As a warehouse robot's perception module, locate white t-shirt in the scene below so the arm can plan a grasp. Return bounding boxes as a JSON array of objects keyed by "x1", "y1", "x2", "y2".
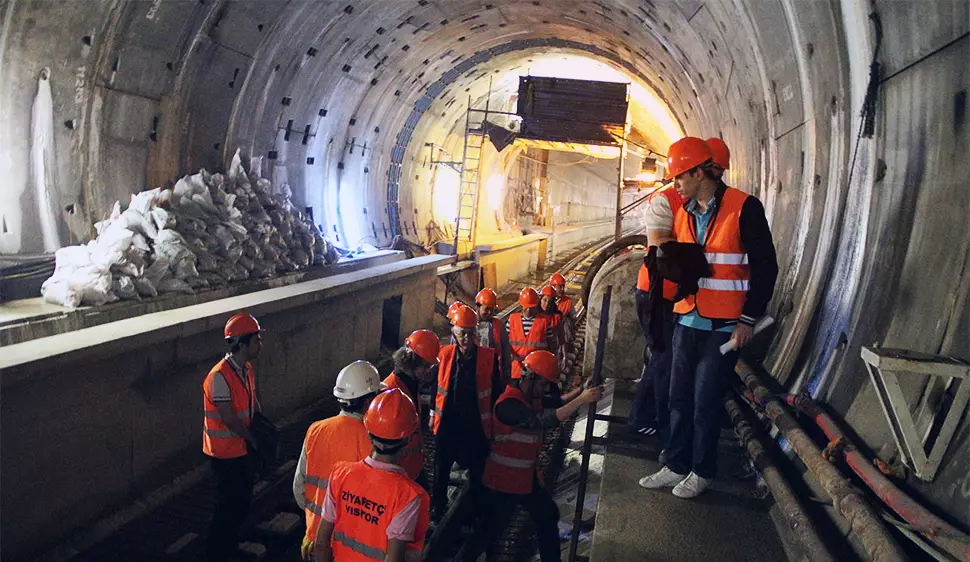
[{"x1": 644, "y1": 193, "x2": 674, "y2": 233}]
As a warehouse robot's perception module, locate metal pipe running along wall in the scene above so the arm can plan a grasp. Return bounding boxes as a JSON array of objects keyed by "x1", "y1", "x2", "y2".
[
  {"x1": 735, "y1": 360, "x2": 908, "y2": 562},
  {"x1": 786, "y1": 393, "x2": 970, "y2": 561},
  {"x1": 724, "y1": 394, "x2": 837, "y2": 562}
]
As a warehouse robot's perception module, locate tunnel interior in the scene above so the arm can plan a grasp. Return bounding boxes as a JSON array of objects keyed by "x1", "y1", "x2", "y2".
[{"x1": 0, "y1": 0, "x2": 968, "y2": 556}]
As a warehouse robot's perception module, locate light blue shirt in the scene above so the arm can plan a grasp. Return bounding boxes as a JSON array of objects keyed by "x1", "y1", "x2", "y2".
[{"x1": 678, "y1": 197, "x2": 734, "y2": 333}]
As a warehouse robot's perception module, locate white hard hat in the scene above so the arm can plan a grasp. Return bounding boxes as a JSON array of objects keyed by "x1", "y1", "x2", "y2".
[{"x1": 333, "y1": 360, "x2": 381, "y2": 401}]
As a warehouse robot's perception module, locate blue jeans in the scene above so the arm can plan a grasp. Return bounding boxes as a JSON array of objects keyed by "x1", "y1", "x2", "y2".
[{"x1": 665, "y1": 324, "x2": 738, "y2": 479}]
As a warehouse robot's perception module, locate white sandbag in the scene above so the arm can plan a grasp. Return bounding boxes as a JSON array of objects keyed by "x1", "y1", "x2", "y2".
[
  {"x1": 41, "y1": 276, "x2": 81, "y2": 308},
  {"x1": 133, "y1": 277, "x2": 158, "y2": 298},
  {"x1": 171, "y1": 254, "x2": 200, "y2": 280},
  {"x1": 155, "y1": 229, "x2": 192, "y2": 264},
  {"x1": 173, "y1": 175, "x2": 193, "y2": 200},
  {"x1": 121, "y1": 208, "x2": 158, "y2": 240},
  {"x1": 144, "y1": 258, "x2": 172, "y2": 286},
  {"x1": 192, "y1": 192, "x2": 219, "y2": 215},
  {"x1": 130, "y1": 232, "x2": 151, "y2": 253},
  {"x1": 129, "y1": 188, "x2": 162, "y2": 216},
  {"x1": 151, "y1": 207, "x2": 175, "y2": 231},
  {"x1": 89, "y1": 225, "x2": 134, "y2": 270},
  {"x1": 157, "y1": 277, "x2": 194, "y2": 294},
  {"x1": 53, "y1": 245, "x2": 92, "y2": 271},
  {"x1": 94, "y1": 201, "x2": 124, "y2": 236},
  {"x1": 112, "y1": 275, "x2": 139, "y2": 300},
  {"x1": 228, "y1": 149, "x2": 250, "y2": 190},
  {"x1": 176, "y1": 196, "x2": 206, "y2": 218},
  {"x1": 75, "y1": 266, "x2": 117, "y2": 306}
]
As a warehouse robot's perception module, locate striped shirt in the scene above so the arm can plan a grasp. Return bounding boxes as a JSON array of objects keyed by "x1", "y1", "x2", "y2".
[{"x1": 519, "y1": 315, "x2": 554, "y2": 341}]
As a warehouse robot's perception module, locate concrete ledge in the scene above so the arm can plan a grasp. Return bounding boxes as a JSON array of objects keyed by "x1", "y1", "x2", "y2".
[
  {"x1": 474, "y1": 232, "x2": 548, "y2": 252},
  {"x1": 475, "y1": 234, "x2": 548, "y2": 291},
  {"x1": 0, "y1": 250, "x2": 405, "y2": 347}
]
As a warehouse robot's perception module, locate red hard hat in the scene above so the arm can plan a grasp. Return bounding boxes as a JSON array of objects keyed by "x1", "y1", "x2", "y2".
[
  {"x1": 539, "y1": 285, "x2": 557, "y2": 298},
  {"x1": 706, "y1": 138, "x2": 730, "y2": 170},
  {"x1": 447, "y1": 301, "x2": 464, "y2": 322},
  {"x1": 364, "y1": 388, "x2": 418, "y2": 441},
  {"x1": 550, "y1": 273, "x2": 566, "y2": 286},
  {"x1": 518, "y1": 287, "x2": 540, "y2": 308},
  {"x1": 664, "y1": 137, "x2": 713, "y2": 179},
  {"x1": 522, "y1": 350, "x2": 558, "y2": 382},
  {"x1": 225, "y1": 313, "x2": 262, "y2": 339},
  {"x1": 451, "y1": 305, "x2": 479, "y2": 328},
  {"x1": 405, "y1": 329, "x2": 440, "y2": 365},
  {"x1": 475, "y1": 288, "x2": 497, "y2": 308}
]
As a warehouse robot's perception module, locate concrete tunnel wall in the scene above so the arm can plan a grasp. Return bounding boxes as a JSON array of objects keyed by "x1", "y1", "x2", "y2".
[
  {"x1": 0, "y1": 256, "x2": 442, "y2": 557},
  {"x1": 0, "y1": 0, "x2": 968, "y2": 552}
]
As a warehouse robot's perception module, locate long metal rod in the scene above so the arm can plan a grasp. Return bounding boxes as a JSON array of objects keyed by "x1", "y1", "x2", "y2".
[
  {"x1": 614, "y1": 140, "x2": 626, "y2": 241},
  {"x1": 567, "y1": 285, "x2": 612, "y2": 562},
  {"x1": 787, "y1": 393, "x2": 970, "y2": 561},
  {"x1": 724, "y1": 393, "x2": 837, "y2": 562},
  {"x1": 736, "y1": 360, "x2": 908, "y2": 562}
]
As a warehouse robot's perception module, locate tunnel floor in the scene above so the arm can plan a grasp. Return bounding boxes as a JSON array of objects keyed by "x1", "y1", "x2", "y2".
[{"x1": 588, "y1": 380, "x2": 790, "y2": 562}]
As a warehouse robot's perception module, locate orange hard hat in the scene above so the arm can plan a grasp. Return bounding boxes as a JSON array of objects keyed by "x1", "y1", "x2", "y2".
[
  {"x1": 225, "y1": 313, "x2": 262, "y2": 339},
  {"x1": 539, "y1": 285, "x2": 557, "y2": 298},
  {"x1": 664, "y1": 137, "x2": 713, "y2": 179},
  {"x1": 522, "y1": 350, "x2": 558, "y2": 382},
  {"x1": 518, "y1": 287, "x2": 540, "y2": 308},
  {"x1": 451, "y1": 305, "x2": 479, "y2": 328},
  {"x1": 364, "y1": 388, "x2": 419, "y2": 441},
  {"x1": 447, "y1": 301, "x2": 464, "y2": 321},
  {"x1": 550, "y1": 273, "x2": 566, "y2": 286},
  {"x1": 405, "y1": 329, "x2": 440, "y2": 365},
  {"x1": 706, "y1": 138, "x2": 730, "y2": 170},
  {"x1": 475, "y1": 288, "x2": 497, "y2": 308}
]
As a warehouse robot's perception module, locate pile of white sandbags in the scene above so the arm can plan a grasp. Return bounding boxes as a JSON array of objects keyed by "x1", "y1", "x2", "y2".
[{"x1": 41, "y1": 149, "x2": 334, "y2": 308}]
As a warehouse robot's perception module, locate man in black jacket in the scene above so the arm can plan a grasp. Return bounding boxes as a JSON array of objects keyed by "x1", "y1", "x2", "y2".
[{"x1": 640, "y1": 137, "x2": 777, "y2": 499}]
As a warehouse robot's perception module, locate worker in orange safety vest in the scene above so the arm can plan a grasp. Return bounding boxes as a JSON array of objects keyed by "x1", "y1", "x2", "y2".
[
  {"x1": 548, "y1": 273, "x2": 576, "y2": 344},
  {"x1": 314, "y1": 389, "x2": 431, "y2": 562},
  {"x1": 295, "y1": 360, "x2": 382, "y2": 560},
  {"x1": 383, "y1": 329, "x2": 441, "y2": 485},
  {"x1": 202, "y1": 312, "x2": 264, "y2": 562},
  {"x1": 538, "y1": 285, "x2": 567, "y2": 353},
  {"x1": 639, "y1": 136, "x2": 777, "y2": 499},
  {"x1": 505, "y1": 288, "x2": 558, "y2": 380},
  {"x1": 456, "y1": 351, "x2": 603, "y2": 562},
  {"x1": 474, "y1": 288, "x2": 510, "y2": 377},
  {"x1": 431, "y1": 304, "x2": 502, "y2": 521}
]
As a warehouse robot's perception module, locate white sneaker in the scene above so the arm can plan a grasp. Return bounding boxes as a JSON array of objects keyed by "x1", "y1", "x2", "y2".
[
  {"x1": 672, "y1": 472, "x2": 712, "y2": 499},
  {"x1": 638, "y1": 466, "x2": 688, "y2": 489}
]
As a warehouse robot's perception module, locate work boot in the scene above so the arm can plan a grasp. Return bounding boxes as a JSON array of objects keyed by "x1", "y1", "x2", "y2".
[
  {"x1": 672, "y1": 472, "x2": 712, "y2": 499},
  {"x1": 638, "y1": 466, "x2": 687, "y2": 489}
]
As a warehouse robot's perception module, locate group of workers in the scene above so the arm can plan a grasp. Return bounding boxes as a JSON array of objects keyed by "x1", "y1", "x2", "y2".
[
  {"x1": 629, "y1": 136, "x2": 778, "y2": 499},
  {"x1": 201, "y1": 273, "x2": 602, "y2": 562}
]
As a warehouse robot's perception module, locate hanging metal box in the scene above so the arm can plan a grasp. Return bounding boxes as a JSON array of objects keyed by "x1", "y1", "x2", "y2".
[{"x1": 516, "y1": 76, "x2": 629, "y2": 146}]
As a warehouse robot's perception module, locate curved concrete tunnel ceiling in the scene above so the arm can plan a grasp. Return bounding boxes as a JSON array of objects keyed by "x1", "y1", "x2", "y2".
[{"x1": 0, "y1": 0, "x2": 967, "y2": 522}]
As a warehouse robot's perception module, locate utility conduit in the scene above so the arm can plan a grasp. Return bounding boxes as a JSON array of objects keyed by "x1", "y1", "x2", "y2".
[
  {"x1": 725, "y1": 393, "x2": 837, "y2": 562},
  {"x1": 735, "y1": 360, "x2": 908, "y2": 562},
  {"x1": 787, "y1": 393, "x2": 970, "y2": 561}
]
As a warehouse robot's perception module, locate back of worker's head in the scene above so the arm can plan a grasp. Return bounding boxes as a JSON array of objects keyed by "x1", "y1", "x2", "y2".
[
  {"x1": 334, "y1": 360, "x2": 382, "y2": 414},
  {"x1": 364, "y1": 389, "x2": 419, "y2": 455}
]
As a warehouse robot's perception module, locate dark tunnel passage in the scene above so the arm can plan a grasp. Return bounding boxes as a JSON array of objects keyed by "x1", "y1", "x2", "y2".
[{"x1": 0, "y1": 0, "x2": 967, "y2": 557}]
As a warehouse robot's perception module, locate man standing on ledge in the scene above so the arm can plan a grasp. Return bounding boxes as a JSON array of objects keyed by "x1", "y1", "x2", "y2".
[
  {"x1": 202, "y1": 313, "x2": 264, "y2": 561},
  {"x1": 639, "y1": 137, "x2": 777, "y2": 499}
]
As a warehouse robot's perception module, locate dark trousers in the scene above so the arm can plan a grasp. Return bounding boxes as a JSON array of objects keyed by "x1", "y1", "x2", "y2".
[
  {"x1": 458, "y1": 479, "x2": 561, "y2": 562},
  {"x1": 666, "y1": 325, "x2": 738, "y2": 479},
  {"x1": 628, "y1": 290, "x2": 675, "y2": 442},
  {"x1": 206, "y1": 455, "x2": 254, "y2": 561},
  {"x1": 433, "y1": 432, "x2": 488, "y2": 518}
]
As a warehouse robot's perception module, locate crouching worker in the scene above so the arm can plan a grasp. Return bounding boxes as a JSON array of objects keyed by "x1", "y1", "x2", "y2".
[
  {"x1": 384, "y1": 329, "x2": 441, "y2": 486},
  {"x1": 314, "y1": 389, "x2": 431, "y2": 562},
  {"x1": 457, "y1": 351, "x2": 604, "y2": 562},
  {"x1": 295, "y1": 361, "x2": 382, "y2": 560}
]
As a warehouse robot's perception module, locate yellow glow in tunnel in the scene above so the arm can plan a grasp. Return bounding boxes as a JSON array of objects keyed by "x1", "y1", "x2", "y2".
[{"x1": 432, "y1": 165, "x2": 460, "y2": 225}]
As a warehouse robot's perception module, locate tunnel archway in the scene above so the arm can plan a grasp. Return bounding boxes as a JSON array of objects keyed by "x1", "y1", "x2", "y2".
[{"x1": 0, "y1": 1, "x2": 967, "y2": 555}]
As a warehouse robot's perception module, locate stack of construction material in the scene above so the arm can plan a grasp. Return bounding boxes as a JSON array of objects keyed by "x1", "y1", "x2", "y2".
[{"x1": 41, "y1": 150, "x2": 334, "y2": 308}]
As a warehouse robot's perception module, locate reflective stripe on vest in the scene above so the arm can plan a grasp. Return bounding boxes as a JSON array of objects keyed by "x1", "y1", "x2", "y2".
[
  {"x1": 384, "y1": 373, "x2": 425, "y2": 479},
  {"x1": 482, "y1": 387, "x2": 543, "y2": 495},
  {"x1": 507, "y1": 314, "x2": 552, "y2": 379},
  {"x1": 334, "y1": 530, "x2": 385, "y2": 560},
  {"x1": 432, "y1": 345, "x2": 496, "y2": 438},
  {"x1": 672, "y1": 186, "x2": 750, "y2": 320},
  {"x1": 202, "y1": 360, "x2": 255, "y2": 459}
]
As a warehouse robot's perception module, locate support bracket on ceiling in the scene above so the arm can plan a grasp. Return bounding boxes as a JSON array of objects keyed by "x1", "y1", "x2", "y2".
[{"x1": 861, "y1": 346, "x2": 970, "y2": 482}]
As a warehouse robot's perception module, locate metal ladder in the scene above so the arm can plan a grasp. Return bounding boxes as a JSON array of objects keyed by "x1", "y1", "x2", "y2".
[{"x1": 453, "y1": 93, "x2": 490, "y2": 256}]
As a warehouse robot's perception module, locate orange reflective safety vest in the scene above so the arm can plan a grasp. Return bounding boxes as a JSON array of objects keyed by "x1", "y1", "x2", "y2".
[
  {"x1": 328, "y1": 460, "x2": 430, "y2": 561},
  {"x1": 507, "y1": 313, "x2": 552, "y2": 379},
  {"x1": 432, "y1": 345, "x2": 495, "y2": 438},
  {"x1": 382, "y1": 372, "x2": 424, "y2": 480},
  {"x1": 556, "y1": 295, "x2": 573, "y2": 315},
  {"x1": 638, "y1": 186, "x2": 687, "y2": 297},
  {"x1": 301, "y1": 413, "x2": 372, "y2": 540},
  {"x1": 482, "y1": 386, "x2": 544, "y2": 495},
  {"x1": 673, "y1": 186, "x2": 750, "y2": 319},
  {"x1": 202, "y1": 359, "x2": 256, "y2": 459}
]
